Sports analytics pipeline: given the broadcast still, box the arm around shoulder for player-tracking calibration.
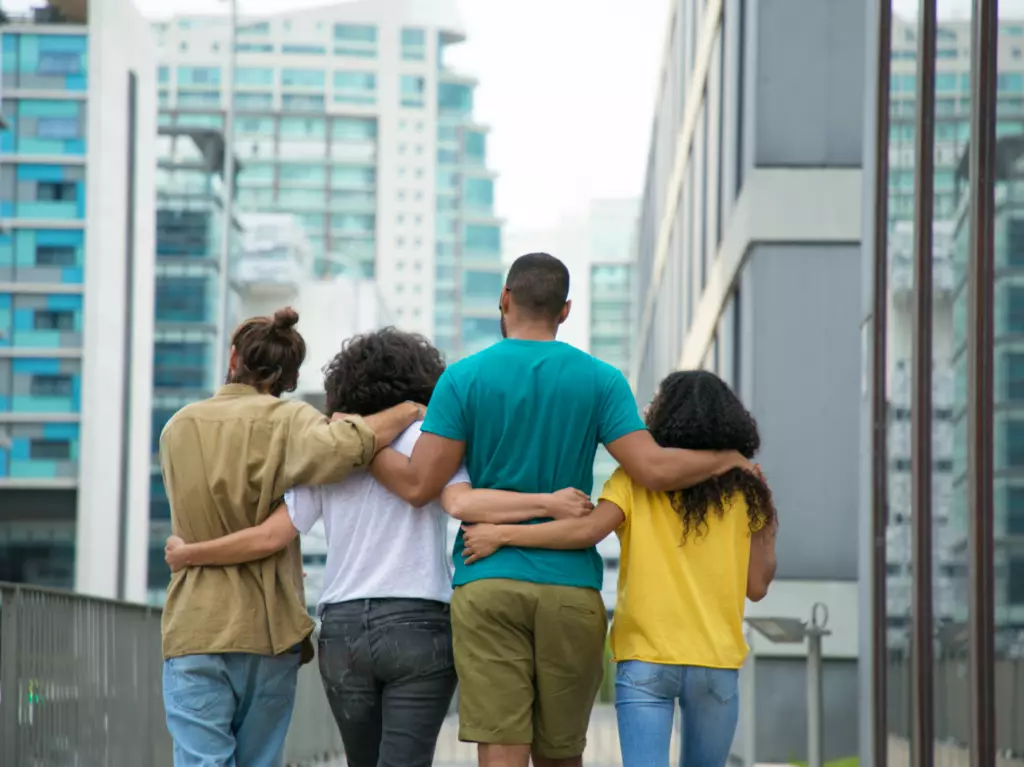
[606,430,748,492]
[282,402,378,488]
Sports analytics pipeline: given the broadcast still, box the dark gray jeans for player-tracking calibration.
[317,598,456,767]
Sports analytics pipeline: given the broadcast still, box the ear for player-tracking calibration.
[558,300,571,326]
[227,345,239,376]
[499,287,511,314]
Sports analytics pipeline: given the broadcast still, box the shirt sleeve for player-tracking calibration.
[281,402,377,489]
[284,485,323,536]
[402,422,471,488]
[445,463,471,488]
[421,369,467,442]
[599,468,634,531]
[598,369,647,445]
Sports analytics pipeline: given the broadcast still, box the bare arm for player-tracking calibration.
[370,433,466,507]
[344,402,424,455]
[440,482,593,523]
[461,500,626,564]
[164,504,299,571]
[606,430,750,493]
[747,516,778,602]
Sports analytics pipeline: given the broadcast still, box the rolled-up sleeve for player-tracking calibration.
[281,404,377,488]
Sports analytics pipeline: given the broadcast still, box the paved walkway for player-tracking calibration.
[432,705,678,766]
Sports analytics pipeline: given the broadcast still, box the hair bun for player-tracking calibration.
[272,306,299,331]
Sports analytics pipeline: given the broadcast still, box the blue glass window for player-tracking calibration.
[236,43,274,54]
[465,130,486,162]
[331,165,376,188]
[177,91,221,107]
[334,71,376,105]
[238,22,270,35]
[402,28,426,61]
[330,213,375,233]
[177,66,221,86]
[464,224,501,253]
[283,45,326,55]
[156,276,209,323]
[234,92,274,110]
[235,67,274,86]
[154,341,210,389]
[401,76,425,108]
[282,68,325,88]
[464,178,494,210]
[461,317,500,345]
[438,82,473,115]
[335,24,377,57]
[463,269,503,298]
[4,100,85,156]
[278,163,325,184]
[936,73,958,92]
[332,117,377,140]
[280,116,325,138]
[437,149,459,165]
[4,34,88,90]
[282,94,324,111]
[158,66,169,84]
[1000,73,1024,93]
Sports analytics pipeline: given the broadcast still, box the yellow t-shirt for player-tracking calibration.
[601,467,756,669]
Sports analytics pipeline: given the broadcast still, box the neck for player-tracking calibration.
[505,322,557,342]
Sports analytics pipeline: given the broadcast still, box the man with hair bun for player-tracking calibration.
[159,307,423,767]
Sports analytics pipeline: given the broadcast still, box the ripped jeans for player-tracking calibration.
[317,598,457,767]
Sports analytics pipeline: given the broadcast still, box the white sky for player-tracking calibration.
[120,0,671,235]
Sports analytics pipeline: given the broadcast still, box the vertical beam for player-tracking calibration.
[868,1,893,765]
[967,0,997,763]
[910,1,937,765]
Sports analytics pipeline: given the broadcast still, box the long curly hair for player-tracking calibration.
[646,370,775,542]
[323,327,445,416]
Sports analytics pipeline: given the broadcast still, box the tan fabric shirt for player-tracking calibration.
[159,383,376,660]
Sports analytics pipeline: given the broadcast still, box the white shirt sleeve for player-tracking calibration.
[396,422,471,489]
[283,485,323,535]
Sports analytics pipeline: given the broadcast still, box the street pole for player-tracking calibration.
[214,0,238,383]
[806,603,829,767]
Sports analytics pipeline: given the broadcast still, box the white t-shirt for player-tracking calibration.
[285,422,469,613]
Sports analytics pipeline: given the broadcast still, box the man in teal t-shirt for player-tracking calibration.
[372,253,749,766]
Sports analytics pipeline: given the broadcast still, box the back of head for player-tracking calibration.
[229,306,306,397]
[646,370,773,541]
[323,327,446,416]
[505,252,570,321]
[646,370,759,457]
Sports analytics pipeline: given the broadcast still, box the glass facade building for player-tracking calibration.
[861,1,1024,763]
[0,2,158,602]
[156,1,503,361]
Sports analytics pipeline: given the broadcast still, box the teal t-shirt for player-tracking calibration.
[421,338,646,590]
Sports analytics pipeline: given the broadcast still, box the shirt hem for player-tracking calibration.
[453,573,602,591]
[610,653,745,671]
[163,627,313,661]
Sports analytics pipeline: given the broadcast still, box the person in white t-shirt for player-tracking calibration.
[163,328,594,767]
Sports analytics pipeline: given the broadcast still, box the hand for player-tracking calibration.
[330,412,354,422]
[462,524,505,564]
[405,402,427,421]
[726,451,755,474]
[545,488,594,520]
[164,535,188,572]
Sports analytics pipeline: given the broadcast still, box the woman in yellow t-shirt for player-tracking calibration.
[459,370,778,767]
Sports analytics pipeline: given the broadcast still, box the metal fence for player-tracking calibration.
[0,582,343,767]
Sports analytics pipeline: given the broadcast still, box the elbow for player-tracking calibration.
[635,462,675,493]
[446,496,468,520]
[747,581,769,603]
[404,480,434,509]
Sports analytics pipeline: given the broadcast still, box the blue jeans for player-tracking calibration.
[163,650,301,767]
[615,660,740,767]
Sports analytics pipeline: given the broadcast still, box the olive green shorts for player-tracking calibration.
[450,578,608,759]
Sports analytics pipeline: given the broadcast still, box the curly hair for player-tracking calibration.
[322,327,446,416]
[646,370,776,542]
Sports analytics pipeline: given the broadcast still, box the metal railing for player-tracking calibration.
[0,583,342,767]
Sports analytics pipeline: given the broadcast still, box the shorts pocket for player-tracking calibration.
[163,655,229,718]
[382,620,455,680]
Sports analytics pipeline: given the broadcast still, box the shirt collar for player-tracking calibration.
[215,383,262,397]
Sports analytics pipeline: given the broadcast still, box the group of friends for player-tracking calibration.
[158,252,779,767]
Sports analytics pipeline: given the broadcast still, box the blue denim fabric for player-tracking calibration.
[163,650,301,767]
[614,660,740,767]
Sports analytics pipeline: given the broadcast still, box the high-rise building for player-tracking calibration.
[0,0,157,602]
[630,1,863,761]
[148,125,241,603]
[155,0,504,361]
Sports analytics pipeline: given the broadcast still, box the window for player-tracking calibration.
[36,182,76,202]
[335,24,377,57]
[1007,219,1024,266]
[1007,353,1024,401]
[158,66,169,84]
[34,310,74,330]
[234,92,274,110]
[30,439,70,460]
[235,67,274,86]
[1007,487,1024,535]
[401,28,426,61]
[332,117,377,140]
[154,341,209,388]
[156,277,208,322]
[282,94,324,111]
[1006,286,1024,333]
[464,177,494,209]
[278,163,325,184]
[999,73,1024,92]
[334,71,376,105]
[35,245,76,266]
[238,21,270,35]
[30,374,73,398]
[401,76,426,108]
[1006,420,1024,467]
[1009,558,1024,606]
[331,165,376,188]
[464,130,486,162]
[463,270,503,297]
[35,117,79,140]
[177,66,221,86]
[280,117,325,138]
[177,91,221,107]
[283,44,326,55]
[38,52,82,76]
[438,83,473,115]
[464,224,501,253]
[236,43,274,54]
[282,68,325,88]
